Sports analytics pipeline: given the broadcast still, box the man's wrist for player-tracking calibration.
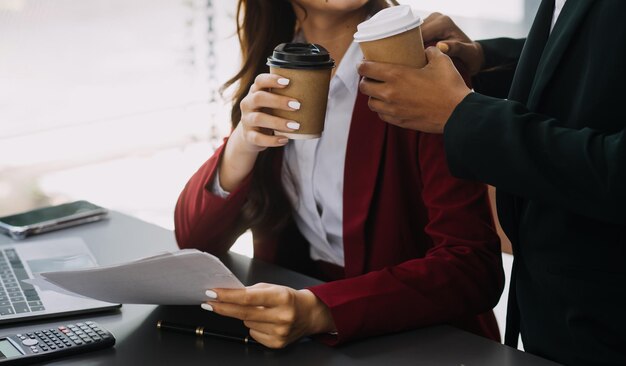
[468,41,485,76]
[473,41,486,74]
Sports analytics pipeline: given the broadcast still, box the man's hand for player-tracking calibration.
[422,13,485,76]
[203,283,335,349]
[358,46,471,134]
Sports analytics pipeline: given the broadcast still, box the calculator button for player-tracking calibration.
[32,348,39,353]
[22,339,38,346]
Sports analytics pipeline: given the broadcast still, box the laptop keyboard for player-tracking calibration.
[0,249,46,316]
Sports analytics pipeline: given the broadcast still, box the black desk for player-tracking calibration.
[0,212,559,365]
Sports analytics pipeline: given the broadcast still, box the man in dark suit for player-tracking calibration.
[357,1,625,365]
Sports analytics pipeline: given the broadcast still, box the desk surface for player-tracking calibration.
[0,211,559,365]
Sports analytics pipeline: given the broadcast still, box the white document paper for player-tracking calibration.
[32,249,244,305]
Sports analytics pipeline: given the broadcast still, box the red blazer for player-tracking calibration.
[175,92,504,344]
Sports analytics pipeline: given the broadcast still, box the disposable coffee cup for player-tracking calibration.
[354,5,426,68]
[267,43,335,139]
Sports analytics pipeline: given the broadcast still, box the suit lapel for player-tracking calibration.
[526,0,594,109]
[342,91,386,278]
[508,0,554,104]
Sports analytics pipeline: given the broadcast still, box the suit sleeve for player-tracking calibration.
[174,139,252,254]
[309,133,504,344]
[445,92,626,224]
[472,38,525,98]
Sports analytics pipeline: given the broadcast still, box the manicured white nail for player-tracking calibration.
[277,78,290,86]
[201,303,214,312]
[205,290,217,299]
[288,100,301,110]
[286,121,300,130]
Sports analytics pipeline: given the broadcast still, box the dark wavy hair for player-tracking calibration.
[222,0,398,234]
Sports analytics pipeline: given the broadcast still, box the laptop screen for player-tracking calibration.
[0,238,119,324]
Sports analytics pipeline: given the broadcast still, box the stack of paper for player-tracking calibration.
[27,249,244,305]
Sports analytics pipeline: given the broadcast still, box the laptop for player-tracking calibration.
[0,237,120,325]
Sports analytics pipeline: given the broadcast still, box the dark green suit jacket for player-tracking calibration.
[444,1,626,365]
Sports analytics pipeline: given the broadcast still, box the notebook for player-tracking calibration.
[0,237,120,325]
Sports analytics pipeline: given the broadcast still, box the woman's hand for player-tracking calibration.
[219,73,301,191]
[235,74,303,153]
[202,283,336,349]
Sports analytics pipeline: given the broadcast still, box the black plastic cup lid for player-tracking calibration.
[267,43,335,70]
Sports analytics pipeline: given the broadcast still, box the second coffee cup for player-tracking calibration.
[266,43,335,139]
[354,5,426,68]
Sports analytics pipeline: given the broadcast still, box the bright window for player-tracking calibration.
[403,0,525,23]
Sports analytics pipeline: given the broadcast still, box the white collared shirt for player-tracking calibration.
[551,0,568,32]
[282,42,361,267]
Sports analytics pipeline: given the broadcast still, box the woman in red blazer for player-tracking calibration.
[175,0,503,349]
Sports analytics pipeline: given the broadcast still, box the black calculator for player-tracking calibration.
[0,321,115,365]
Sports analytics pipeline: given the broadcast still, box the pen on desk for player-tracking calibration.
[157,320,260,345]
